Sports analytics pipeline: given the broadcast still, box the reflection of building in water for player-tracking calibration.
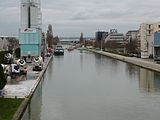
[125,64,140,78]
[139,68,154,92]
[153,72,160,90]
[139,68,160,92]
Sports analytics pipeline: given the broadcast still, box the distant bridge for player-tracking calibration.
[59,37,79,44]
[59,37,80,40]
[59,37,94,40]
[59,37,94,44]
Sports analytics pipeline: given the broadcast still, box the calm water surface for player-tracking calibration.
[22,50,160,120]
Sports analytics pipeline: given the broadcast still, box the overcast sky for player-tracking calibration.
[0,0,160,37]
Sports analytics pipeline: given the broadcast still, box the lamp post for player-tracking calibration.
[101,39,102,51]
[151,41,154,59]
[101,33,106,51]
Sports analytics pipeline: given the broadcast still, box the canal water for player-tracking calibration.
[22,50,160,120]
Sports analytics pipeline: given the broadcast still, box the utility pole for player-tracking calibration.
[101,33,105,51]
[101,39,102,51]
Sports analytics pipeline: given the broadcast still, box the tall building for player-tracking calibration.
[126,30,140,53]
[21,0,42,29]
[139,22,160,58]
[95,31,108,48]
[19,0,42,57]
[105,33,124,42]
[105,29,126,52]
[126,30,139,42]
[152,32,160,59]
[95,31,108,42]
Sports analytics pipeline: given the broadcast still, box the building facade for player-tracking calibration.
[0,36,19,51]
[95,31,108,41]
[0,37,9,51]
[139,22,160,58]
[126,30,140,53]
[152,32,160,60]
[105,30,126,52]
[126,30,139,42]
[19,0,42,57]
[95,31,108,48]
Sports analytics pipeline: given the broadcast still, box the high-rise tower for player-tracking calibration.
[21,0,41,29]
[19,0,42,58]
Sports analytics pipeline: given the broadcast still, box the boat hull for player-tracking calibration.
[54,51,64,55]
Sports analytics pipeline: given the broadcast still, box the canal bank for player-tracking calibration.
[11,56,53,120]
[23,50,160,120]
[86,49,160,73]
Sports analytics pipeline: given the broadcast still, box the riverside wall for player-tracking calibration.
[87,49,160,73]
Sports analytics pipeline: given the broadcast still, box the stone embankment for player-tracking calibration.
[12,56,53,120]
[87,49,160,72]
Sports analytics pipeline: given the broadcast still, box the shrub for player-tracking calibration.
[0,51,7,63]
[15,47,21,58]
[0,64,7,90]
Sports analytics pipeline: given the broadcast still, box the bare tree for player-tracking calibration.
[46,24,54,48]
[79,32,84,44]
[126,37,137,54]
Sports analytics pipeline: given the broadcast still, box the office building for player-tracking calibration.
[19,0,42,57]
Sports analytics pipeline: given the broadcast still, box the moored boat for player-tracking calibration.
[67,46,74,52]
[54,45,64,55]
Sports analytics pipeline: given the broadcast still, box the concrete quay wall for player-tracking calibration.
[87,49,160,73]
[12,56,53,120]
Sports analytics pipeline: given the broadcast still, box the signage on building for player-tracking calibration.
[21,28,37,33]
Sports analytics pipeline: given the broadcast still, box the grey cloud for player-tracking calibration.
[1,0,160,37]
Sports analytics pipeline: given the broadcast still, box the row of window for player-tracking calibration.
[147,24,160,29]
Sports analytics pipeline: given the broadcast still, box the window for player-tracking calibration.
[148,30,151,34]
[149,25,151,29]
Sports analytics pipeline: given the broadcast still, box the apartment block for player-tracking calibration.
[126,30,140,53]
[139,22,160,58]
[105,29,126,52]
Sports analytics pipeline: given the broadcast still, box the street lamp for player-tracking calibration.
[101,39,102,51]
[101,33,106,51]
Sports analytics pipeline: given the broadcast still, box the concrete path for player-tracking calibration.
[87,49,160,72]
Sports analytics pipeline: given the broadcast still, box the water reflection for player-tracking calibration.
[125,64,139,78]
[22,50,160,120]
[21,78,43,120]
[94,54,160,93]
[94,54,120,75]
[139,69,160,93]
[125,63,160,93]
[154,72,160,91]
